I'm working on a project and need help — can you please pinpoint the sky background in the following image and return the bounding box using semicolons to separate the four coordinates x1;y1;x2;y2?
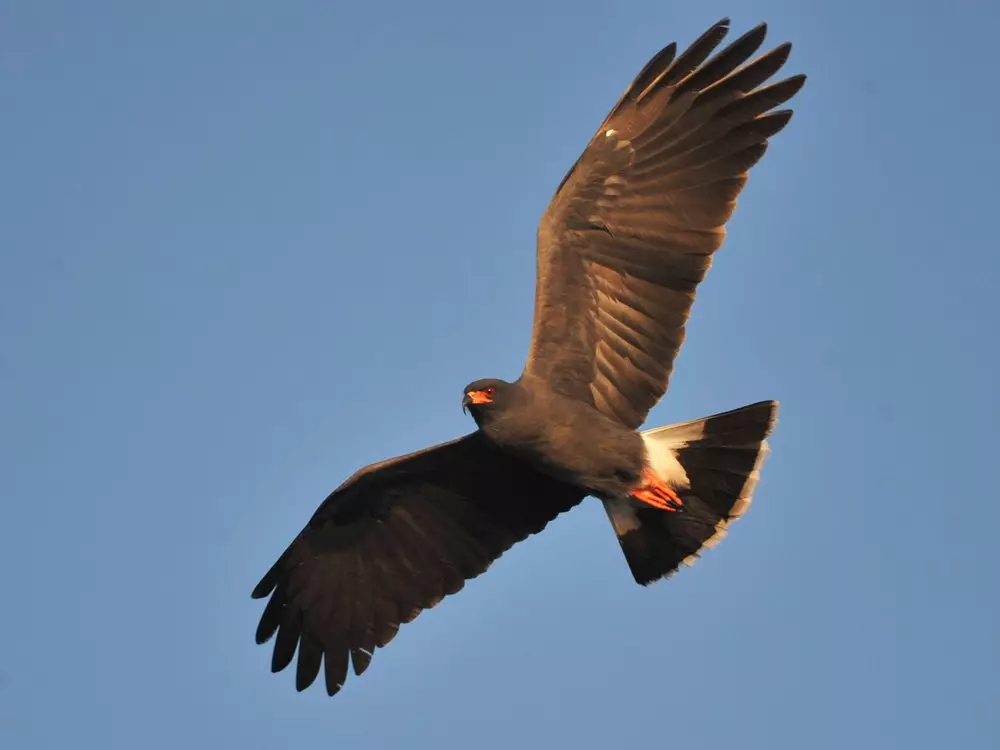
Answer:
2;1;998;748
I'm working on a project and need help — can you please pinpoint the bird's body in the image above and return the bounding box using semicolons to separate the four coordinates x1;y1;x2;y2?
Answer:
466;376;646;500
251;17;806;696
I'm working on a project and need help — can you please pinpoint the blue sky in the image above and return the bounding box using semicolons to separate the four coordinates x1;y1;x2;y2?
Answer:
2;1;998;748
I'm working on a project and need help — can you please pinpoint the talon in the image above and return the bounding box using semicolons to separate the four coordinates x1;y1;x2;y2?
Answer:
629;469;683;512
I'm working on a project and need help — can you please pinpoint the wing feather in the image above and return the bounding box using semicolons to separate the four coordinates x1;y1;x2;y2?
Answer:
525;19;805;428
251;433;584;695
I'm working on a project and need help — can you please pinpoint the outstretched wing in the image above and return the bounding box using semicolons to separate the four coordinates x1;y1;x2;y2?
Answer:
524;19;805;429
251;432;584;695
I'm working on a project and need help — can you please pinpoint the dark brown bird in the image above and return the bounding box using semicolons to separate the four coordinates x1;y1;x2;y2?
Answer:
252;18;805;696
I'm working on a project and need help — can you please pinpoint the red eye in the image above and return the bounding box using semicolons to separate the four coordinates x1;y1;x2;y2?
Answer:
486;387;496;397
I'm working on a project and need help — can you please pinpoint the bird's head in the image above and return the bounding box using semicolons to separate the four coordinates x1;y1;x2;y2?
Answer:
462;378;513;423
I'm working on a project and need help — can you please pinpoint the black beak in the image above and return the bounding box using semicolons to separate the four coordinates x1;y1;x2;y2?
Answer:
462;393;472;414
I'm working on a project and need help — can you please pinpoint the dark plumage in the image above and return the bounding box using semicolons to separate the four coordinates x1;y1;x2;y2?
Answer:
252;18;804;695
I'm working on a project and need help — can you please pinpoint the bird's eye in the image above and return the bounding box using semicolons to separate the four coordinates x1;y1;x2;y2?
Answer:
486;387;496;397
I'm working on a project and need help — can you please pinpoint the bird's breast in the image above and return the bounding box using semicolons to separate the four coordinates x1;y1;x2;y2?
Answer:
481;399;644;495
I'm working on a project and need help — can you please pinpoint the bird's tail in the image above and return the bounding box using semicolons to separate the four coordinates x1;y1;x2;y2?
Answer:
603;400;778;585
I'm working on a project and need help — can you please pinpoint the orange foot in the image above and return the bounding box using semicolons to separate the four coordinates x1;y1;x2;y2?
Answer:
629;468;684;512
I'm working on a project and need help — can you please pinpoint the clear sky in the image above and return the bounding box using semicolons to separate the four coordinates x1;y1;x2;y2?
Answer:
2;1;998;748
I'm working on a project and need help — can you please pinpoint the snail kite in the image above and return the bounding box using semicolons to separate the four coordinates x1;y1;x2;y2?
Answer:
252;18;805;695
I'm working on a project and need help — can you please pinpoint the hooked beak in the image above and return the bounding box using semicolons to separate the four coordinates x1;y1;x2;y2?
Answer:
462;390;491;413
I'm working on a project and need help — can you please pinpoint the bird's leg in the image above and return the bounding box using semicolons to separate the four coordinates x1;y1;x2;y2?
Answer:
629;468;684;512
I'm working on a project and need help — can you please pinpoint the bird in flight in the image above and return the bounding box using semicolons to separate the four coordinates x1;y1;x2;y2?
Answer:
252;17;806;696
